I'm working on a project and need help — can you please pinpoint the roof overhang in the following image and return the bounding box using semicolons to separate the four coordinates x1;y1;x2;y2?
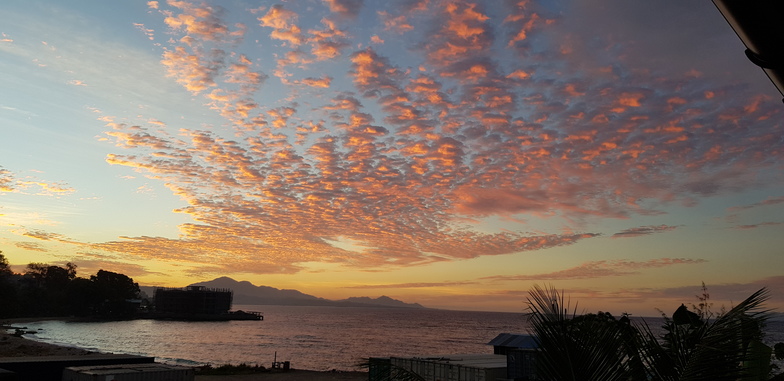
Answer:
713;0;784;102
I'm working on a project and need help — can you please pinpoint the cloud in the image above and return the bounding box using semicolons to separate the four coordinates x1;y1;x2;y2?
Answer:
66;257;155;278
485;258;707;281
22;229;79;245
258;5;303;46
612;225;680;238
161;44;224;94
733;222;784;230
344;280;476;289
378;11;414;33
601;276;784;307
133;23;155;41
160;1;251;95
323;0;364;19
14;242;47;252
728;196;784;212
0;167;75;196
0;167;13;192
296;76;332;88
90;1;784;275
164;2;232;42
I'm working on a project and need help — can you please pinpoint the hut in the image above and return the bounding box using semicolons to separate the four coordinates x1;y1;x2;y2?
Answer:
487;333;538;380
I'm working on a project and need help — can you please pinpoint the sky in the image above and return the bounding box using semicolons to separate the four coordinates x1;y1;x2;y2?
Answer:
1;0;783;315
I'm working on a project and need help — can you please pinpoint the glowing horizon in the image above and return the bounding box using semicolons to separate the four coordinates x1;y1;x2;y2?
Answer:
1;0;782;314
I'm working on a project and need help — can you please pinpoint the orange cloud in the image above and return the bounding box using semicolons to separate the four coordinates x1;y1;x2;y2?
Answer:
84;1;784;276
259;5;303;46
0;168;76;196
164;2;232;42
300;76;332;88
161;45;223;94
378;11;414;33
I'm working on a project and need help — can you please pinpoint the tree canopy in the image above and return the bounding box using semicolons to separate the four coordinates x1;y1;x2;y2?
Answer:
0;255;141;319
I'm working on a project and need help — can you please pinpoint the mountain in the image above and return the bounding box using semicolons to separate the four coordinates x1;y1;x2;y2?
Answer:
190;277;333;306
148;276;427;309
337;296;425;309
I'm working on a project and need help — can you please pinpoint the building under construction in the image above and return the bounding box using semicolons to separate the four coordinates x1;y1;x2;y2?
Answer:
154;286;233;316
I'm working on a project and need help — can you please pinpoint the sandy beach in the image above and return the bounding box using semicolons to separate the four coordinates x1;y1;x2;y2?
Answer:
1;320;367;381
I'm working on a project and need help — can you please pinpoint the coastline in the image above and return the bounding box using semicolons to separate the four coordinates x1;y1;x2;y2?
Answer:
1;318;98;357
1;319;366;380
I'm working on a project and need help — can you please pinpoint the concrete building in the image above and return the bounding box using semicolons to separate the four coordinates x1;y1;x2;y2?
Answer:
153;286;232;315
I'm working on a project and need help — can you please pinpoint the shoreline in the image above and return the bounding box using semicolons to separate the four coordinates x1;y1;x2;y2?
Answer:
1;319;367;380
1;318;98;357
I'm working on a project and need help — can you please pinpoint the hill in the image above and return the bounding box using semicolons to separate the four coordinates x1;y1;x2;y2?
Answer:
142;277;426;309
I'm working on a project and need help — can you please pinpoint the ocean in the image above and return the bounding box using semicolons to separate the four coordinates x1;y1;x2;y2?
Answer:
18;306;784;372
19;306;528;371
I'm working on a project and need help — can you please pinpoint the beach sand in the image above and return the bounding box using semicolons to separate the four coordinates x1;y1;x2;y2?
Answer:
1;320;98;357
1;320;367;381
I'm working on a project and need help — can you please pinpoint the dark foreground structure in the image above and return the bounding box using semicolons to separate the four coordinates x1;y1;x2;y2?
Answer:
369;333;537;381
713;0;784;101
154;286;233;315
0;354;155;381
152;285;262;320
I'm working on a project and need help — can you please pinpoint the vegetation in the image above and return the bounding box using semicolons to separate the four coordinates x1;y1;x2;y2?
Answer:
0;251;140;319
361;358;426;381
527;285;784;381
195;363;267;375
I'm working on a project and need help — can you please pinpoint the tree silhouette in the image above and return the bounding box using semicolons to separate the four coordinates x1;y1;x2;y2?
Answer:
90;269;140;317
527;286;781;381
0;255;142;319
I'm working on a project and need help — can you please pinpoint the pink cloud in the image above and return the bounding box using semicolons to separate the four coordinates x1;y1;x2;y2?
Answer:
323;0;364;19
344;281;476;289
378;11;414;33
612;225;680;238
728;196;784;212
733;222;784;230
86;1;784;275
485;258;707;281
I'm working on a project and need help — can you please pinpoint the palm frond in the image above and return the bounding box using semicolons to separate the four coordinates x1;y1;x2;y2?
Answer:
527;285;636;381
636;287;772;381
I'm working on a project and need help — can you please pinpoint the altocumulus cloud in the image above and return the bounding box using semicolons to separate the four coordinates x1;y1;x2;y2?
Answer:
19;1;778;276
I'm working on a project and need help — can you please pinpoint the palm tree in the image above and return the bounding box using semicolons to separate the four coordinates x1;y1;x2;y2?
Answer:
636;288;772;381
526;285;776;381
527;284;645;380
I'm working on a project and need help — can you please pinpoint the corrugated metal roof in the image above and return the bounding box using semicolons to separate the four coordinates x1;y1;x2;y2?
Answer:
391;354;507;369
487;333;538;349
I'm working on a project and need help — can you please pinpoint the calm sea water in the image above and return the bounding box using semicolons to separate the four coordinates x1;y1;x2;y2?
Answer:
18;306;784;372
20;306;528;371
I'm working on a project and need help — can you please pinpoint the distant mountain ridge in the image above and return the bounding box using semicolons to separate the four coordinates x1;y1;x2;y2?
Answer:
337;295;425;309
143;276;426;309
